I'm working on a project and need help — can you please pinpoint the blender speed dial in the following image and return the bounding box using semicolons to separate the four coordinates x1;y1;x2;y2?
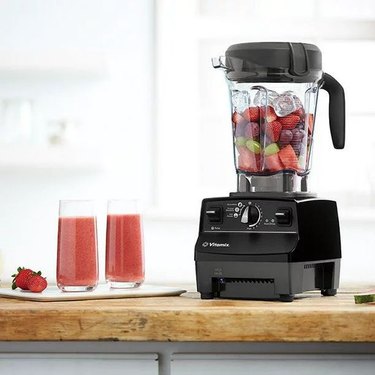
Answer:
240;204;261;226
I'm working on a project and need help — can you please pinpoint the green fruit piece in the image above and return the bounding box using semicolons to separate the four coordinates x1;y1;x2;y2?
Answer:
264;143;280;156
235;137;247;147
245;140;261;154
354;294;375;304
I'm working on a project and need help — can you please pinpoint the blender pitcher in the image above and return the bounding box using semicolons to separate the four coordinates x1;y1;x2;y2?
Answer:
212;42;345;194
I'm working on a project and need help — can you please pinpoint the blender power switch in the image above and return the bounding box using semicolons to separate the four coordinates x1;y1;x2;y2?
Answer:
205;207;222;223
275;208;292;226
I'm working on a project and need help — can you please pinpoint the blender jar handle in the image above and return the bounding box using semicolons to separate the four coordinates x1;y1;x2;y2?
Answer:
320;73;345;149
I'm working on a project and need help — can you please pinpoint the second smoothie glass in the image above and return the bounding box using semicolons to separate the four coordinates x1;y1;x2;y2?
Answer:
105;199;145;289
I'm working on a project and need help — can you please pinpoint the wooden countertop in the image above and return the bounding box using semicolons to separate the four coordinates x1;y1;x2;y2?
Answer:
0;286;374;342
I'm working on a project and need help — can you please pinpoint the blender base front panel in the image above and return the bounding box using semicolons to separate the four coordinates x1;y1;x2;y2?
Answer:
195;259;340;302
200;197;298;234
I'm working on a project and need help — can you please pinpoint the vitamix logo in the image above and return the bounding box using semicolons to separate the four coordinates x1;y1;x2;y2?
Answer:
202;242;230;248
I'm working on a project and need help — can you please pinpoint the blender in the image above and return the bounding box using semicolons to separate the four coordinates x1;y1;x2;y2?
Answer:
194;42;345;302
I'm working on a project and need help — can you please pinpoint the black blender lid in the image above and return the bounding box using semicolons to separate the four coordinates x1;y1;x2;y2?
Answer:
223;42;322;82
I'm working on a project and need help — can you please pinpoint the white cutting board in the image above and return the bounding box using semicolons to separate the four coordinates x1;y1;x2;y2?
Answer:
0;284;186;302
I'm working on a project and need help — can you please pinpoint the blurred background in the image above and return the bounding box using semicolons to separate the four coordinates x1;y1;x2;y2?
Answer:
0;0;374;285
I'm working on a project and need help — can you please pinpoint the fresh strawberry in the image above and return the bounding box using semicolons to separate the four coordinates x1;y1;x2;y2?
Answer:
237;146;260;172
278;144;299;170
27;274;48;293
264;153;283;172
279;114;300;129
265;120;282;142
232;111;246;126
242;107;259;122
11;267;34;290
260;106;277;123
308;113;314;134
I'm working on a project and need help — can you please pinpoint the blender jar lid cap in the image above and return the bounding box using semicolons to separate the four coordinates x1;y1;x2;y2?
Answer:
224;42;322;82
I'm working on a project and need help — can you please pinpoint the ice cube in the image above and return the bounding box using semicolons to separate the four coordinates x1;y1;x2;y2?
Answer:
231;90;249;112
253;89;278;107
273;91;303;117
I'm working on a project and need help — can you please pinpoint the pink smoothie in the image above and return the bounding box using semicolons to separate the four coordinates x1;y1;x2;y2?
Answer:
105;214;144;283
57;216;98;287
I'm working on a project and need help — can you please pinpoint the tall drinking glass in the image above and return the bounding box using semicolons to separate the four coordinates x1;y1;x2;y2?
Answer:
105;199;145;288
57;200;98;292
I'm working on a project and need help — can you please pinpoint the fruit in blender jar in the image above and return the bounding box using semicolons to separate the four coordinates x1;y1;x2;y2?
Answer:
290;128;306;156
232;111;246;126
264;120;282;142
264;143;280;156
279;114;300;129
242;107;259;122
295;122;305;130
260;106;277;123
235;121;247;137
278;144;300;170
238;146;260;172
245;139;261;154
279;129;293;148
293;107;305;118
244;122;260;139
232;90;312;174
264;154;283;172
235;136;247;147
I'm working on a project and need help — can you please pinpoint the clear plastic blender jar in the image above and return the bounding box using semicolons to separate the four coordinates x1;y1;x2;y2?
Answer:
213;42;345;194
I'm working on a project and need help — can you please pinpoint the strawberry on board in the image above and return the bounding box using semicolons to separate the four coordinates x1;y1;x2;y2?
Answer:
11;267;33;290
265;120;282;142
260;106;277;123
278;144;299;170
279;114;300;130
242;107;259;122
27;274;48;293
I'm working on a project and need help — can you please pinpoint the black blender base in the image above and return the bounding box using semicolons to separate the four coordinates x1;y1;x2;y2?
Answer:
196;259;340;302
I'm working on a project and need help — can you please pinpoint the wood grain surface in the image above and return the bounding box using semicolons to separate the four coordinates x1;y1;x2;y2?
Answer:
0;286;374;342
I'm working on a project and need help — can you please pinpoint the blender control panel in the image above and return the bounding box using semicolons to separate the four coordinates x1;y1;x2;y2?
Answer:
202;198;298;233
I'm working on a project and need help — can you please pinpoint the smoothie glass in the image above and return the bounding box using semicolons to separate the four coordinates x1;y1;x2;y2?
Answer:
105;199;145;289
57;200;99;292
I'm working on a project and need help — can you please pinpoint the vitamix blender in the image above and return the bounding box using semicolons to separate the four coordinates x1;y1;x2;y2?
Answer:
195;42;345;302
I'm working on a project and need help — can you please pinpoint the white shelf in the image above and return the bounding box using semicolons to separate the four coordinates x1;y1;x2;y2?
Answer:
0;144;104;171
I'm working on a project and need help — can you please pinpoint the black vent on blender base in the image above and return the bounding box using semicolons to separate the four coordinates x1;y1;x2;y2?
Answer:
224;42;322;83
212;277;276;300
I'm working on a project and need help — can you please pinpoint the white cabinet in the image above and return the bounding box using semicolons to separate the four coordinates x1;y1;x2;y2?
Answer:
0;354;158;375
171;355;375;375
